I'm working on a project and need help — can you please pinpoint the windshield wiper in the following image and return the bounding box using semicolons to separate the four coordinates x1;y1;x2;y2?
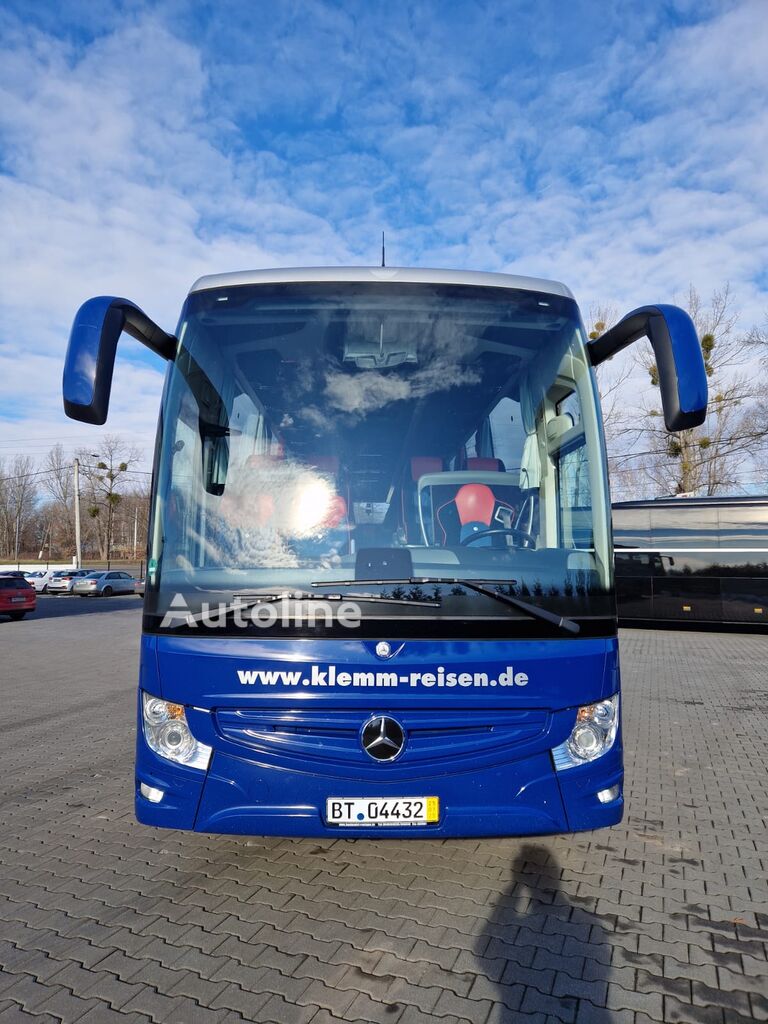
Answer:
311;577;580;635
231;589;440;609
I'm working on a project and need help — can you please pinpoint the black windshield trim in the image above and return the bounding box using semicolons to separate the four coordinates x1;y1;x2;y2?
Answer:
143;612;616;640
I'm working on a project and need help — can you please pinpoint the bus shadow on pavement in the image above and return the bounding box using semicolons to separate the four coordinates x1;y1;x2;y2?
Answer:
477;844;613;1022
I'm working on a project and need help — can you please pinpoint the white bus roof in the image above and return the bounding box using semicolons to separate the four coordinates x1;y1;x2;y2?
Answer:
189;266;575;300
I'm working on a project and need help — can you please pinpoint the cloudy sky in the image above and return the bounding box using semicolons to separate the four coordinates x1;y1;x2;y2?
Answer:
1;0;766;470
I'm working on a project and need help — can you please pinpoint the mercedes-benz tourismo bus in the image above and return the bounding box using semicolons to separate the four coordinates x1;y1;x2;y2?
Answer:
63;268;707;836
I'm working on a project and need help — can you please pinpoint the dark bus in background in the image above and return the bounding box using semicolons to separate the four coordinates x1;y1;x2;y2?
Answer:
613;496;768;627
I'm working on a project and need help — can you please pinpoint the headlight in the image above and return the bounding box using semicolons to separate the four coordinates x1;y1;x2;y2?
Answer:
141;693;212;770
552;694;619;771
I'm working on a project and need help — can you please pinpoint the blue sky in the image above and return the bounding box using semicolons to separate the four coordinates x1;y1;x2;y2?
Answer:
0;0;766;466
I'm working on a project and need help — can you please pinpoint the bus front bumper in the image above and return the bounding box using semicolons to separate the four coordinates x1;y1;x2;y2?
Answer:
135;740;623;838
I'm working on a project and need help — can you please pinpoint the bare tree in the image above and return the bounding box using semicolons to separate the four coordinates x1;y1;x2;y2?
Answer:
587;306;644;498
0;456;39;559
107;479;151;559
746;319;768;490
636;285;761;495
78;436;143;561
0;459;8;556
42;443;76;554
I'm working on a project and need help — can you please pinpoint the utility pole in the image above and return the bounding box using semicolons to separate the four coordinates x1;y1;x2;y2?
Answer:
73;458;82;569
38;521;50;561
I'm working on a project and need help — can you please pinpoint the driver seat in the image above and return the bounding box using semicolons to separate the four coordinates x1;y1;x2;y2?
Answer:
436;483;497;547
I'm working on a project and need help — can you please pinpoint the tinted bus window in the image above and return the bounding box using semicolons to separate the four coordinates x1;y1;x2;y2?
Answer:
650;506;719;548
612;507;651;548
717;504;768;548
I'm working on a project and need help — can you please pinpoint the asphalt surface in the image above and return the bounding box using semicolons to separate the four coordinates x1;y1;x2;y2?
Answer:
7;593;141;621
0;598;766;1023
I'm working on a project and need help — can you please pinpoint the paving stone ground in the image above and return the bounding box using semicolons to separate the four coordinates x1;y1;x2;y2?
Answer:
0;600;766;1023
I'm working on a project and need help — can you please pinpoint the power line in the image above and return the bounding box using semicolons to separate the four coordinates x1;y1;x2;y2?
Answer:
610;431;768;463
0;468;52;484
0;434;141;446
0;439;151;449
0;467;151;485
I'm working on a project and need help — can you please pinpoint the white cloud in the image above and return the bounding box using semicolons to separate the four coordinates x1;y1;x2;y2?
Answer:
0;0;766;480
0;13;357;466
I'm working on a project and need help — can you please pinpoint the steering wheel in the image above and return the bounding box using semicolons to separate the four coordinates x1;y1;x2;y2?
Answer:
460;527;536;549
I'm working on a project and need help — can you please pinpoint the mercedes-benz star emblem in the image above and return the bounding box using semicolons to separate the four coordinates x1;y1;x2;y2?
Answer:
361;716;406;761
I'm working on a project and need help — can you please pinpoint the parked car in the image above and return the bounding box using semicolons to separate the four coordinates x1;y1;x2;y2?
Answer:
0;576;36;620
25;569;69;593
47;569;93;594
72;571;136;596
44;570;69;592
134;578;145;597
0;570;27;578
26;570;54;593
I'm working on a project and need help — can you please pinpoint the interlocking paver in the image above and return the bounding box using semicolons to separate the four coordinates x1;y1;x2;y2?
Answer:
1;608;767;1023
34;988;102;1021
210;981;270;1017
341;990;405;1022
0;1005;61;1024
0;976;65;1014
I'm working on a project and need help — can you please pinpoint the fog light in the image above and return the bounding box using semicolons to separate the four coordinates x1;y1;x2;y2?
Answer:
140;783;164;803
597;785;620;804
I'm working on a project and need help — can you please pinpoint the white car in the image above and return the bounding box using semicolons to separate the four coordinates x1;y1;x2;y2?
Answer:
23;571;47;592
47;569;93;594
25;569;65;593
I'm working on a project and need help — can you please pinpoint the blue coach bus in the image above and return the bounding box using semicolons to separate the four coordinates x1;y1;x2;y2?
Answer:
63;268;707;836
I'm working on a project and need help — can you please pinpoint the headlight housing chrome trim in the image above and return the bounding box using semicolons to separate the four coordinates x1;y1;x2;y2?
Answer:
141;692;212;770
552;694;619;771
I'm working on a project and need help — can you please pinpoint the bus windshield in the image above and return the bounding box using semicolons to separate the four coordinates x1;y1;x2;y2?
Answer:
146;282;613;636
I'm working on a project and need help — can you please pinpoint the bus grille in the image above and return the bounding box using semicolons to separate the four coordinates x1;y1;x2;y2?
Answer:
213;707;552;778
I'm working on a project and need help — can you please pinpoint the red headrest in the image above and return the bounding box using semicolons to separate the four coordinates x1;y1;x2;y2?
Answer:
466;457;505;472
455;483;496;526
321;494;347;528
411;456;443;481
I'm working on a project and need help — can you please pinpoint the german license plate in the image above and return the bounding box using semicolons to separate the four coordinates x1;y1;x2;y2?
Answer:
10;597;25;603
325;796;439;827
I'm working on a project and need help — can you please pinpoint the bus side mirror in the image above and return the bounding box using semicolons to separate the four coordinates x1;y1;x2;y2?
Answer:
588;304;707;431
63;296;177;424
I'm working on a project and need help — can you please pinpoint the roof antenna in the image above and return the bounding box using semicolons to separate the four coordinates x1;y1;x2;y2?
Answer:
381;231;386;267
